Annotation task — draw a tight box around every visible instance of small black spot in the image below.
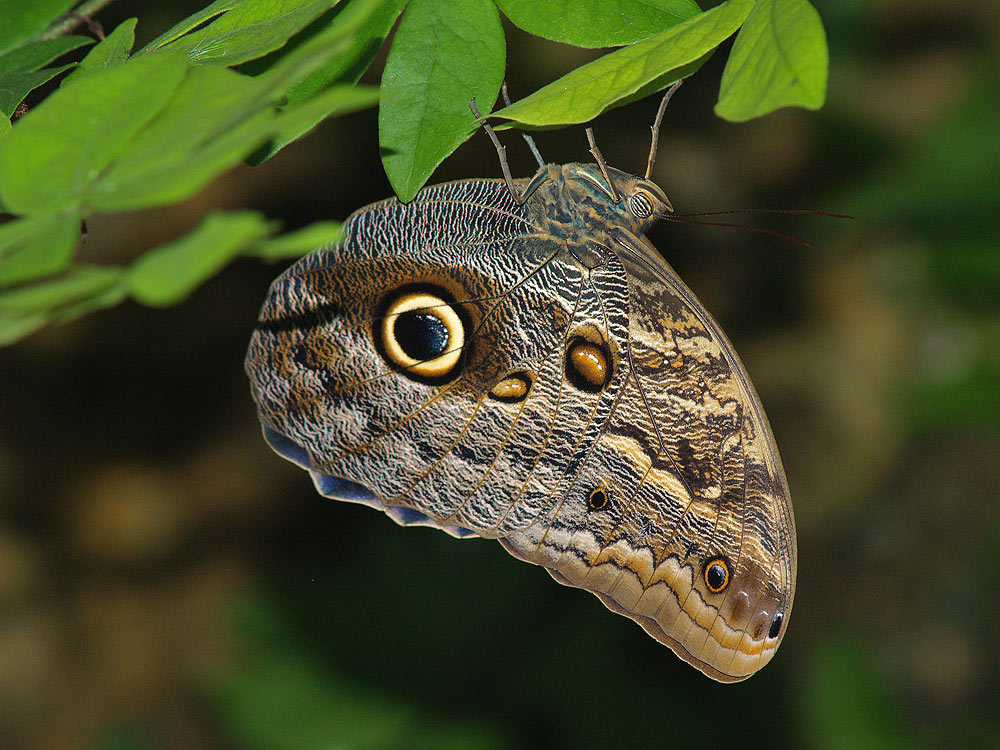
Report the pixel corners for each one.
[768,612,783,639]
[587,487,610,511]
[395,311,448,361]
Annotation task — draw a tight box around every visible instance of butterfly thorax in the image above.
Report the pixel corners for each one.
[520,163,672,248]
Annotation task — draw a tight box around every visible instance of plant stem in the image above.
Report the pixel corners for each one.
[38,0,119,40]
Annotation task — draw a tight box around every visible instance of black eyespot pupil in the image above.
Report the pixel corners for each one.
[768,612,783,639]
[706,563,726,591]
[588,489,608,510]
[395,311,448,361]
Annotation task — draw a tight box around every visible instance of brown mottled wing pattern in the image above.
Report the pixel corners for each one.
[247,177,625,538]
[502,229,796,681]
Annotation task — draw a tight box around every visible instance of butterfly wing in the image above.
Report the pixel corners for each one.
[501,229,796,682]
[246,178,627,538]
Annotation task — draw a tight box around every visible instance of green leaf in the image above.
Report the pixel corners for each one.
[0,64,75,118]
[0,0,75,56]
[241,0,383,103]
[379,0,506,201]
[71,18,137,78]
[0,213,80,286]
[246,221,343,260]
[496,0,752,127]
[0,35,93,118]
[127,212,275,306]
[0,52,189,215]
[283,0,405,101]
[142,0,337,67]
[85,64,276,212]
[0,35,92,75]
[0,264,124,346]
[494,0,701,48]
[252,84,379,165]
[715,0,828,121]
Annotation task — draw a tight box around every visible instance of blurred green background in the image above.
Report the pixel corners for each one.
[2,1,999,747]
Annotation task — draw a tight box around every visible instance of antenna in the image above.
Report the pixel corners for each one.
[586,127,621,203]
[645,80,683,180]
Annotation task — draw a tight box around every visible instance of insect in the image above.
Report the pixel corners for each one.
[245,86,796,682]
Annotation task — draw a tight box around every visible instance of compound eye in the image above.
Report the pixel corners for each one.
[628,191,654,219]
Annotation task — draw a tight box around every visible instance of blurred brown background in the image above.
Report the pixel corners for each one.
[2,1,999,747]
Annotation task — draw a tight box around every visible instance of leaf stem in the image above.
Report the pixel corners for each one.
[38,0,119,40]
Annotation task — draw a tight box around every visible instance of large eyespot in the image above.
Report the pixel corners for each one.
[489,372,532,403]
[703,557,730,593]
[379,289,464,382]
[628,191,655,219]
[565,336,611,393]
[587,486,610,511]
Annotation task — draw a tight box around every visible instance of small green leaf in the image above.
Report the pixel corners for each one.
[0,264,124,346]
[71,18,137,78]
[0,213,80,286]
[0,52,189,215]
[496,0,752,127]
[0,64,75,118]
[142,0,337,67]
[252,84,379,165]
[494,0,701,48]
[0,0,75,56]
[127,212,275,307]
[0,35,92,75]
[379,0,506,201]
[715,0,828,121]
[246,221,343,260]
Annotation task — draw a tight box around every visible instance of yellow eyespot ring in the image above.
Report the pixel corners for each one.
[704,558,730,593]
[587,486,610,511]
[380,291,464,380]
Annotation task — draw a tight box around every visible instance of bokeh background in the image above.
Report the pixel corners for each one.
[3,1,998,747]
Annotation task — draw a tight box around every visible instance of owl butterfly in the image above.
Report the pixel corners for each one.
[245,86,796,682]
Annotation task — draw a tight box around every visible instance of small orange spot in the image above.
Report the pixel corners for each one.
[491,376,528,401]
[570,342,607,387]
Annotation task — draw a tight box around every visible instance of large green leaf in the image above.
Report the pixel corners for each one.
[715,0,828,121]
[379,0,506,201]
[84,64,276,212]
[494,0,701,48]
[495,0,752,127]
[0,0,75,56]
[127,212,275,307]
[0,52,189,215]
[141,0,338,67]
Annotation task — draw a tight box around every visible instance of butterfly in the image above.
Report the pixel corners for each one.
[245,88,796,682]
